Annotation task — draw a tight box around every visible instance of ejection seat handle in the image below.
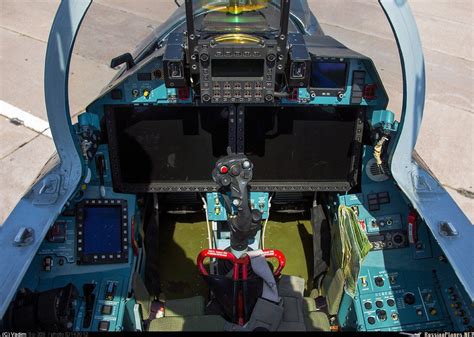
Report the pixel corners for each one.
[196,249,286,277]
[196,249,237,276]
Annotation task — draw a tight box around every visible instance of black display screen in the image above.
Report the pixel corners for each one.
[83,206,122,254]
[212,59,264,77]
[106,106,362,192]
[311,62,347,89]
[76,199,128,265]
[245,107,360,184]
[106,106,229,191]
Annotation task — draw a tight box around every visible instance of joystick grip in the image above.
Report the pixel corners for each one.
[212,151,260,252]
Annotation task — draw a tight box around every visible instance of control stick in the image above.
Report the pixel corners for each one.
[212,149,262,254]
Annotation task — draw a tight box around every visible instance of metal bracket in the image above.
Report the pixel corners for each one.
[32,174,62,205]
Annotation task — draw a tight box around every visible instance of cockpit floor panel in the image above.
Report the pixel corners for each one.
[156,214,209,300]
[151,213,314,299]
[264,214,314,295]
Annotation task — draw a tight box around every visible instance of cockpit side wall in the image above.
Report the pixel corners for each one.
[0,0,92,319]
[380,0,474,300]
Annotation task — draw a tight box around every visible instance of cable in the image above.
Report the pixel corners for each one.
[373,136,389,167]
[274,91,290,98]
[261,194,273,249]
[201,195,216,275]
[201,196,213,250]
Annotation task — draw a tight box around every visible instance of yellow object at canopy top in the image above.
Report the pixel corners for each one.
[203,0,270,15]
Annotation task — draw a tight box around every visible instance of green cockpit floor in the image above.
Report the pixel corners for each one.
[156,213,313,300]
[157,214,209,300]
[264,214,314,294]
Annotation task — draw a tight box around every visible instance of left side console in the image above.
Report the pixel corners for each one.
[3,187,138,332]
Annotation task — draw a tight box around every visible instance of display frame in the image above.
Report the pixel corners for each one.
[309,58,349,97]
[76,199,129,265]
[105,104,230,193]
[211,58,265,78]
[105,105,364,193]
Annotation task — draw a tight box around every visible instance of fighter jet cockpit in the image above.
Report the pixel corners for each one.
[1,0,473,333]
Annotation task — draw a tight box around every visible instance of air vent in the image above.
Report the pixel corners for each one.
[366,158,390,182]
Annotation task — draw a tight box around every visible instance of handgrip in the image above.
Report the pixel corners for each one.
[197,249,286,277]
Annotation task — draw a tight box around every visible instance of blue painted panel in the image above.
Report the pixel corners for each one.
[18,187,136,332]
[97,61,192,106]
[370,110,398,132]
[78,112,100,129]
[281,59,387,107]
[89,145,114,187]
[337,145,474,332]
[206,192,269,221]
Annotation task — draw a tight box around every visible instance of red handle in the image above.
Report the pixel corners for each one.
[197,249,237,276]
[197,249,286,277]
[262,249,286,276]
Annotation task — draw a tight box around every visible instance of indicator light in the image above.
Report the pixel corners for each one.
[219,166,229,174]
[363,84,377,100]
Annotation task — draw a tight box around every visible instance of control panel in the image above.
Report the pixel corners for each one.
[206,192,269,221]
[340,146,474,332]
[357,268,450,331]
[440,284,473,329]
[75,278,127,332]
[6,185,138,332]
[367,230,408,251]
[198,39,278,104]
[354,251,474,332]
[340,189,408,253]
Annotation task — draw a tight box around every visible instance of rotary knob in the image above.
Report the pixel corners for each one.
[404,292,416,305]
[377,309,387,321]
[374,277,385,287]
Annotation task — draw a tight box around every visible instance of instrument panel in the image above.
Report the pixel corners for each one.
[338,147,474,333]
[198,39,278,104]
[99,33,387,109]
[6,188,138,332]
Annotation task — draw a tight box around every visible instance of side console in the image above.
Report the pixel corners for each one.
[4,186,138,332]
[338,146,474,332]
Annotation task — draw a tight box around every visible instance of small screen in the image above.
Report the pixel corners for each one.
[212,59,264,77]
[311,62,347,89]
[83,206,122,255]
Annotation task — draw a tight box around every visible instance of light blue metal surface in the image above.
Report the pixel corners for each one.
[78,112,100,129]
[370,110,398,132]
[1,0,472,332]
[19,186,137,332]
[0,0,91,318]
[379,0,474,301]
[281,58,386,106]
[206,192,269,222]
[98,55,388,108]
[338,149,474,331]
[353,230,474,332]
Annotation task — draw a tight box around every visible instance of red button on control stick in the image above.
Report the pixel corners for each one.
[219,166,229,174]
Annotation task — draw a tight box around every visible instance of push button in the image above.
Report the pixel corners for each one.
[101,305,113,315]
[98,320,110,331]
